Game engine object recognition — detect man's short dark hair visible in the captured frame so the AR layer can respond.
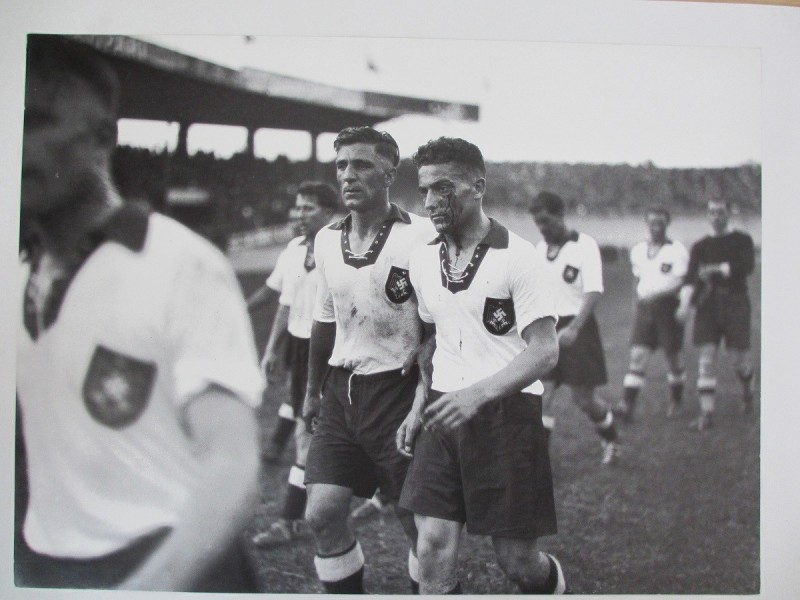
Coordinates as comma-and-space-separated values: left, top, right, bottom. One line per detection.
26, 35, 120, 116
412, 137, 486, 176
646, 204, 671, 222
530, 191, 565, 217
333, 126, 400, 167
296, 181, 341, 212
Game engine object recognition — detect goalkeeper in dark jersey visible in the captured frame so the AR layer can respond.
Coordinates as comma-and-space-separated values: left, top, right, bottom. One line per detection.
676, 199, 756, 430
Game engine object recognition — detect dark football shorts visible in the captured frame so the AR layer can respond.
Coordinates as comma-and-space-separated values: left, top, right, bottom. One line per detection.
399, 390, 557, 539
15, 528, 258, 591
287, 334, 310, 415
693, 289, 751, 350
304, 365, 417, 500
630, 295, 684, 353
543, 314, 608, 387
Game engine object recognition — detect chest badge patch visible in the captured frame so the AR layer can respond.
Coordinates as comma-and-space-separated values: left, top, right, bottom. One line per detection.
562, 265, 579, 283
83, 345, 156, 429
483, 297, 516, 335
385, 266, 413, 304
660, 262, 673, 273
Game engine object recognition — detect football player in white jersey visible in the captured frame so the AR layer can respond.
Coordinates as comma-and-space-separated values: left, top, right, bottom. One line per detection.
17, 35, 263, 591
616, 205, 689, 421
251, 182, 340, 547
301, 127, 434, 593
530, 191, 619, 465
399, 137, 568, 594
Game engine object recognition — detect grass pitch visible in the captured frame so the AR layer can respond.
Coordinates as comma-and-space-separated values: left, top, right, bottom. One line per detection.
239, 250, 760, 594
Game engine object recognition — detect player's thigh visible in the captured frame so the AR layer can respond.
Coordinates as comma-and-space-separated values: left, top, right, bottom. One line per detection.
693, 302, 722, 347
653, 298, 684, 355
721, 293, 752, 351
630, 302, 657, 350
305, 370, 379, 498
559, 317, 608, 387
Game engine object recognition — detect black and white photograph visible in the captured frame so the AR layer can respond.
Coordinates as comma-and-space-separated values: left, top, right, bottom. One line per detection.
2, 0, 799, 597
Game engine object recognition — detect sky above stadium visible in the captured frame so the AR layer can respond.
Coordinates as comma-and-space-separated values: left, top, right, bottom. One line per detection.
120, 35, 762, 168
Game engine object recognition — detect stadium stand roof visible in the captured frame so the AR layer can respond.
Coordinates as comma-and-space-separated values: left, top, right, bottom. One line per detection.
71, 35, 480, 133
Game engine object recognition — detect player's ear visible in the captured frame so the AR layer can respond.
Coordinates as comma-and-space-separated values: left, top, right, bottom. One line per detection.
474, 177, 486, 196
384, 166, 397, 188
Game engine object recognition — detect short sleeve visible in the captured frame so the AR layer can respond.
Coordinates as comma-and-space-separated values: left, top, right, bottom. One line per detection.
508, 243, 558, 334
266, 246, 289, 293
165, 247, 265, 409
409, 248, 433, 324
311, 233, 335, 323
580, 236, 604, 294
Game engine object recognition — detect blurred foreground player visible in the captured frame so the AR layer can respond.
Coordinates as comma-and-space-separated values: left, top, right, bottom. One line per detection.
16, 35, 264, 591
530, 191, 619, 464
676, 199, 756, 430
617, 205, 689, 421
301, 127, 434, 593
251, 182, 339, 546
400, 138, 567, 594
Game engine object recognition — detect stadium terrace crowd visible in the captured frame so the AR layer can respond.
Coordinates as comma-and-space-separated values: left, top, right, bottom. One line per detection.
15, 35, 756, 593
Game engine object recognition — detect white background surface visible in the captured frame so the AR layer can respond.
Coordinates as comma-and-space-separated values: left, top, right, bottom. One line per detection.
2, 1, 798, 598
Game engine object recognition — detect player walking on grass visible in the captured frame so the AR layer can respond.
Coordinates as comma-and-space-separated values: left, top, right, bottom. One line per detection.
616, 205, 689, 421
16, 35, 264, 591
251, 182, 340, 547
676, 199, 756, 430
399, 137, 568, 594
530, 191, 619, 464
301, 127, 434, 593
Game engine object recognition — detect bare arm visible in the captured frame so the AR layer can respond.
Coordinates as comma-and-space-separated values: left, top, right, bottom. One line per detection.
261, 303, 290, 376
119, 386, 260, 591
246, 284, 276, 311
397, 322, 436, 457
302, 319, 336, 429
559, 291, 600, 346
423, 317, 558, 431
639, 279, 684, 303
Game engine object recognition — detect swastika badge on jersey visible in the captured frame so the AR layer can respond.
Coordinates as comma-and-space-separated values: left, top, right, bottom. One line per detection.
83, 345, 156, 429
385, 266, 413, 304
483, 297, 516, 335
562, 265, 579, 283
660, 262, 672, 273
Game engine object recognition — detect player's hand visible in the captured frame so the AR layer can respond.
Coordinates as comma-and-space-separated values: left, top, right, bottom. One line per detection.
396, 407, 423, 457
302, 391, 322, 433
260, 349, 280, 380
423, 388, 486, 431
558, 325, 579, 347
698, 263, 720, 282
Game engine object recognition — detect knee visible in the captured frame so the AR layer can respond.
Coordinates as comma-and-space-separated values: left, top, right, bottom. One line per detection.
305, 496, 344, 535
628, 346, 649, 371
417, 530, 450, 563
